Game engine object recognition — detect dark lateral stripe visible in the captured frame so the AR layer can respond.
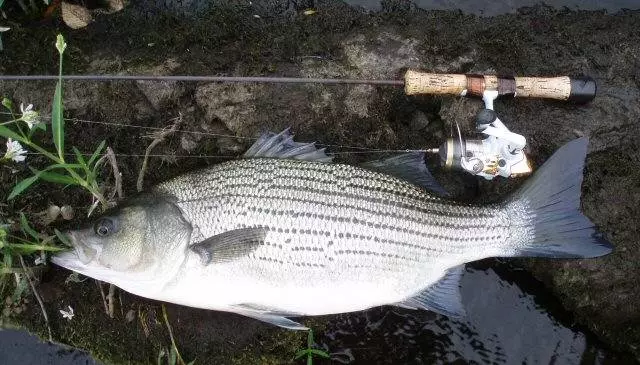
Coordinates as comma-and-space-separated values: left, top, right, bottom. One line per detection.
217, 181, 493, 225
184, 174, 486, 220
188, 187, 491, 231
194, 160, 444, 203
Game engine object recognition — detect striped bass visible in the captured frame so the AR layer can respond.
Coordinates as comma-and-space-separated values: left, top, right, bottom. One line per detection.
52, 130, 612, 329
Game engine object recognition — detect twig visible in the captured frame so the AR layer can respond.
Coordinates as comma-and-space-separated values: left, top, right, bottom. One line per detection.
96, 281, 109, 314
107, 283, 116, 318
119, 290, 124, 317
18, 256, 52, 342
137, 114, 183, 192
105, 147, 123, 200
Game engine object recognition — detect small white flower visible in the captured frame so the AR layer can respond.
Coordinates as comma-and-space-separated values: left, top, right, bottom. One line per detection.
4, 138, 27, 162
59, 305, 74, 320
19, 103, 39, 129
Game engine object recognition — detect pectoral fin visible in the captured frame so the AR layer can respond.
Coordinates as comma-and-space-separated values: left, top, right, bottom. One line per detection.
189, 227, 266, 265
395, 265, 466, 318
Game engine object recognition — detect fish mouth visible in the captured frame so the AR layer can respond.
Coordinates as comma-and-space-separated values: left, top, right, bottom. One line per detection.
51, 231, 98, 269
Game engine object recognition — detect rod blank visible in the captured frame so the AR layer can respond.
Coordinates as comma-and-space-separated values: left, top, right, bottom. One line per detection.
0, 74, 405, 86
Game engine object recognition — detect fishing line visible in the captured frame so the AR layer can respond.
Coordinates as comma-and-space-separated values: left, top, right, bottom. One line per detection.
1, 111, 433, 155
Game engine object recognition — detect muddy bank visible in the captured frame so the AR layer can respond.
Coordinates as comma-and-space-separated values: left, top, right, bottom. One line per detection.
1, 1, 640, 363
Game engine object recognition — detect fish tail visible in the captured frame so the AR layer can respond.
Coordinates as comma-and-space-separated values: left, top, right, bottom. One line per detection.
507, 137, 613, 258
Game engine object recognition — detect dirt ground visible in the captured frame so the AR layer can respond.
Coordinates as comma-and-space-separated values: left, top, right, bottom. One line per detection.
1, 1, 639, 363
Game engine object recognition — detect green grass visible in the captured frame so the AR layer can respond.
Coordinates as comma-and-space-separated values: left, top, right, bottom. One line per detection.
0, 33, 107, 314
294, 329, 330, 365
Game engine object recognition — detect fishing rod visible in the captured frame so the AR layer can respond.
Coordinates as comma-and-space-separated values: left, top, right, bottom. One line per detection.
0, 71, 596, 103
1, 70, 597, 180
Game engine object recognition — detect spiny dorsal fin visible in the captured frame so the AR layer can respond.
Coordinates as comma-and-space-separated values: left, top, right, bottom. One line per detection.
395, 265, 466, 318
243, 129, 333, 162
362, 152, 449, 196
189, 227, 266, 265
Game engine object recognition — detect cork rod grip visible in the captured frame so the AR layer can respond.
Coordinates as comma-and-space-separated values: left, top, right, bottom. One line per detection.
404, 70, 596, 103
404, 70, 468, 96
514, 76, 571, 99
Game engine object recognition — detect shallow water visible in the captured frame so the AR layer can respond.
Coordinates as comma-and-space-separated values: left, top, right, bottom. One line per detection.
318, 261, 636, 364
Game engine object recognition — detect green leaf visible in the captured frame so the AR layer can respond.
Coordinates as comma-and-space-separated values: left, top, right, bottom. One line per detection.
169, 346, 177, 365
294, 349, 309, 359
52, 81, 64, 161
19, 213, 39, 240
1, 97, 12, 112
38, 171, 79, 185
43, 163, 85, 171
309, 349, 330, 358
8, 175, 40, 200
0, 124, 24, 141
72, 146, 86, 165
54, 229, 72, 246
87, 140, 106, 167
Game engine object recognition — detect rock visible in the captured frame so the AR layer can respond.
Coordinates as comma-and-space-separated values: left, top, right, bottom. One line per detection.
341, 31, 423, 79
61, 2, 92, 29
344, 84, 376, 118
180, 135, 199, 152
409, 110, 430, 131
194, 83, 263, 134
135, 59, 185, 110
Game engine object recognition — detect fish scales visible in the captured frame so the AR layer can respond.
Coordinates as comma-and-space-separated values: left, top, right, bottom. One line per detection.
154, 158, 510, 301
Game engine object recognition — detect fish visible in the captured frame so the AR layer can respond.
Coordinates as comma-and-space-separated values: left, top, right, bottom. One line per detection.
52, 129, 612, 330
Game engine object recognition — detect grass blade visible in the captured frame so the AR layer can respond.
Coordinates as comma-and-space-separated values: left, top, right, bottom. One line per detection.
54, 229, 72, 246
87, 140, 106, 167
309, 349, 330, 358
294, 349, 308, 359
19, 213, 39, 240
0, 124, 24, 141
72, 146, 86, 165
8, 175, 40, 200
52, 80, 64, 160
37, 171, 78, 185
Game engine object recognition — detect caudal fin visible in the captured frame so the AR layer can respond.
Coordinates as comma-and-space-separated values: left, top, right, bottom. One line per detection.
508, 137, 613, 258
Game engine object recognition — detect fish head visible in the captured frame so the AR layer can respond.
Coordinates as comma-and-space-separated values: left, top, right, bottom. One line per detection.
52, 197, 192, 289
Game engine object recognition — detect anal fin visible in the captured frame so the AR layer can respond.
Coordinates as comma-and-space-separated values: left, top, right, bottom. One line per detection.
395, 265, 466, 318
230, 304, 308, 330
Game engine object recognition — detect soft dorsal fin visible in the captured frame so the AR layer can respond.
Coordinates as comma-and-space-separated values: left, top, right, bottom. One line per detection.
243, 129, 333, 162
362, 153, 449, 196
189, 227, 266, 265
395, 265, 466, 318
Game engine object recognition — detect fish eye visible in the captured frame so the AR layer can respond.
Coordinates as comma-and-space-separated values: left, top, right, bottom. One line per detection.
94, 217, 117, 237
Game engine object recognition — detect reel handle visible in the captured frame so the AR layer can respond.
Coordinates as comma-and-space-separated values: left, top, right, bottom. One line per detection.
404, 70, 596, 104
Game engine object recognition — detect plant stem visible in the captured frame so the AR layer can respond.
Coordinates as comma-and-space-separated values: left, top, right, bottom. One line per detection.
18, 256, 52, 342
